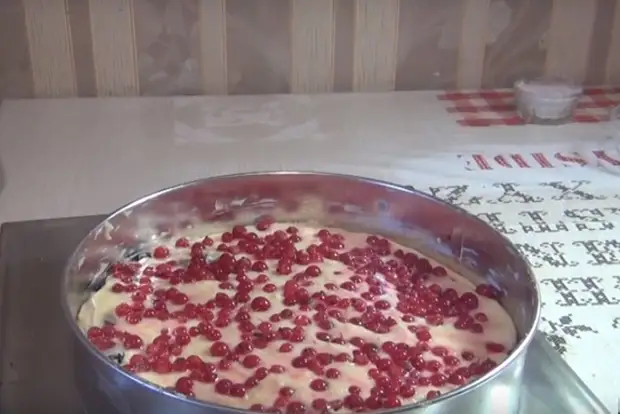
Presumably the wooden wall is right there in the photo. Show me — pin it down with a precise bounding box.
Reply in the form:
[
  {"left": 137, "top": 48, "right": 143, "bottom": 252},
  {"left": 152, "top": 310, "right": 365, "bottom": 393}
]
[{"left": 1, "top": 0, "right": 619, "bottom": 98}]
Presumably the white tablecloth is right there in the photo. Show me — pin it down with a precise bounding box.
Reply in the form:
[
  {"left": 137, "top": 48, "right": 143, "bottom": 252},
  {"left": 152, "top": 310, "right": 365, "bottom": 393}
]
[{"left": 0, "top": 93, "right": 618, "bottom": 411}]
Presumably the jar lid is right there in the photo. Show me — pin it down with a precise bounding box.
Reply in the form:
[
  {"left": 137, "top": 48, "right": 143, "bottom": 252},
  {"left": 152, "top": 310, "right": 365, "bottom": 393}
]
[{"left": 514, "top": 77, "right": 583, "bottom": 99}]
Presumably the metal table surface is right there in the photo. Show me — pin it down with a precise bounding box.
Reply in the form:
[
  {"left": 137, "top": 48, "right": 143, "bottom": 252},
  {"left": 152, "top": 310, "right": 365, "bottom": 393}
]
[{"left": 0, "top": 216, "right": 612, "bottom": 414}]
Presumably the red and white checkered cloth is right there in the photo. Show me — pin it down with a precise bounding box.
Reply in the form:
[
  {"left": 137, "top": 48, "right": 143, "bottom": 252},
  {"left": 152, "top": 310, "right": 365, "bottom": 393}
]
[{"left": 437, "top": 86, "right": 620, "bottom": 127}]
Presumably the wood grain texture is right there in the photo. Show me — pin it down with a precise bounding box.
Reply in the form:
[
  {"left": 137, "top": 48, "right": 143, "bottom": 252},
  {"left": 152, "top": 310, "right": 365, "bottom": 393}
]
[
  {"left": 353, "top": 0, "right": 399, "bottom": 92},
  {"left": 545, "top": 0, "right": 597, "bottom": 83},
  {"left": 291, "top": 0, "right": 335, "bottom": 93},
  {"left": 22, "top": 0, "right": 77, "bottom": 97},
  {"left": 226, "top": 0, "right": 291, "bottom": 94},
  {"left": 457, "top": 0, "right": 491, "bottom": 89},
  {"left": 133, "top": 0, "right": 201, "bottom": 96},
  {"left": 482, "top": 0, "right": 553, "bottom": 88},
  {"left": 199, "top": 0, "right": 227, "bottom": 94},
  {"left": 67, "top": 0, "right": 97, "bottom": 96},
  {"left": 395, "top": 0, "right": 459, "bottom": 90},
  {"left": 89, "top": 0, "right": 139, "bottom": 96},
  {"left": 585, "top": 0, "right": 617, "bottom": 85},
  {"left": 0, "top": 0, "right": 33, "bottom": 99},
  {"left": 3, "top": 0, "right": 620, "bottom": 97},
  {"left": 606, "top": 0, "right": 620, "bottom": 84},
  {"left": 333, "top": 0, "right": 355, "bottom": 92}
]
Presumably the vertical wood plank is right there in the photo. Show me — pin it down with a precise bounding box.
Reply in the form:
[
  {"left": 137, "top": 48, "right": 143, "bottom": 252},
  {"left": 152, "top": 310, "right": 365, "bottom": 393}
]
[
  {"left": 291, "top": 0, "right": 335, "bottom": 93},
  {"left": 482, "top": 0, "right": 553, "bottom": 88},
  {"left": 352, "top": 0, "right": 399, "bottom": 92},
  {"left": 457, "top": 0, "right": 491, "bottom": 89},
  {"left": 133, "top": 0, "right": 201, "bottom": 96},
  {"left": 605, "top": 1, "right": 620, "bottom": 84},
  {"left": 199, "top": 0, "right": 227, "bottom": 94},
  {"left": 395, "top": 0, "right": 460, "bottom": 91},
  {"left": 584, "top": 0, "right": 616, "bottom": 85},
  {"left": 22, "top": 0, "right": 77, "bottom": 97},
  {"left": 0, "top": 0, "right": 34, "bottom": 99},
  {"left": 333, "top": 0, "right": 355, "bottom": 92},
  {"left": 67, "top": 0, "right": 97, "bottom": 96},
  {"left": 226, "top": 0, "right": 291, "bottom": 94},
  {"left": 88, "top": 0, "right": 139, "bottom": 96},
  {"left": 545, "top": 0, "right": 597, "bottom": 83}
]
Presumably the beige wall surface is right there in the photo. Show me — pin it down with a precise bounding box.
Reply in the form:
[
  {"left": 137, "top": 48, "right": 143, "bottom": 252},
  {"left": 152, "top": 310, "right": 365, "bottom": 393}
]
[{"left": 1, "top": 0, "right": 620, "bottom": 98}]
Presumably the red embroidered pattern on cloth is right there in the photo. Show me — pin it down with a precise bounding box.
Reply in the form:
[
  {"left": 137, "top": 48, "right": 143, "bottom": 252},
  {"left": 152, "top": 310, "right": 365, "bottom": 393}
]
[{"left": 438, "top": 86, "right": 620, "bottom": 127}]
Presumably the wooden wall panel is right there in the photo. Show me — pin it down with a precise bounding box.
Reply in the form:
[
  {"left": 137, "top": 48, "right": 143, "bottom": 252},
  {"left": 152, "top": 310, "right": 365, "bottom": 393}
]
[
  {"left": 22, "top": 0, "right": 76, "bottom": 97},
  {"left": 89, "top": 0, "right": 139, "bottom": 96},
  {"left": 2, "top": 0, "right": 620, "bottom": 97},
  {"left": 544, "top": 0, "right": 597, "bottom": 83},
  {"left": 352, "top": 0, "right": 399, "bottom": 92}
]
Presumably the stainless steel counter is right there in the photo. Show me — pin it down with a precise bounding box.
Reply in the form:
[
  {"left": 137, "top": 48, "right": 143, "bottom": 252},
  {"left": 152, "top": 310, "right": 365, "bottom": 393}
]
[{"left": 0, "top": 216, "right": 611, "bottom": 414}]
